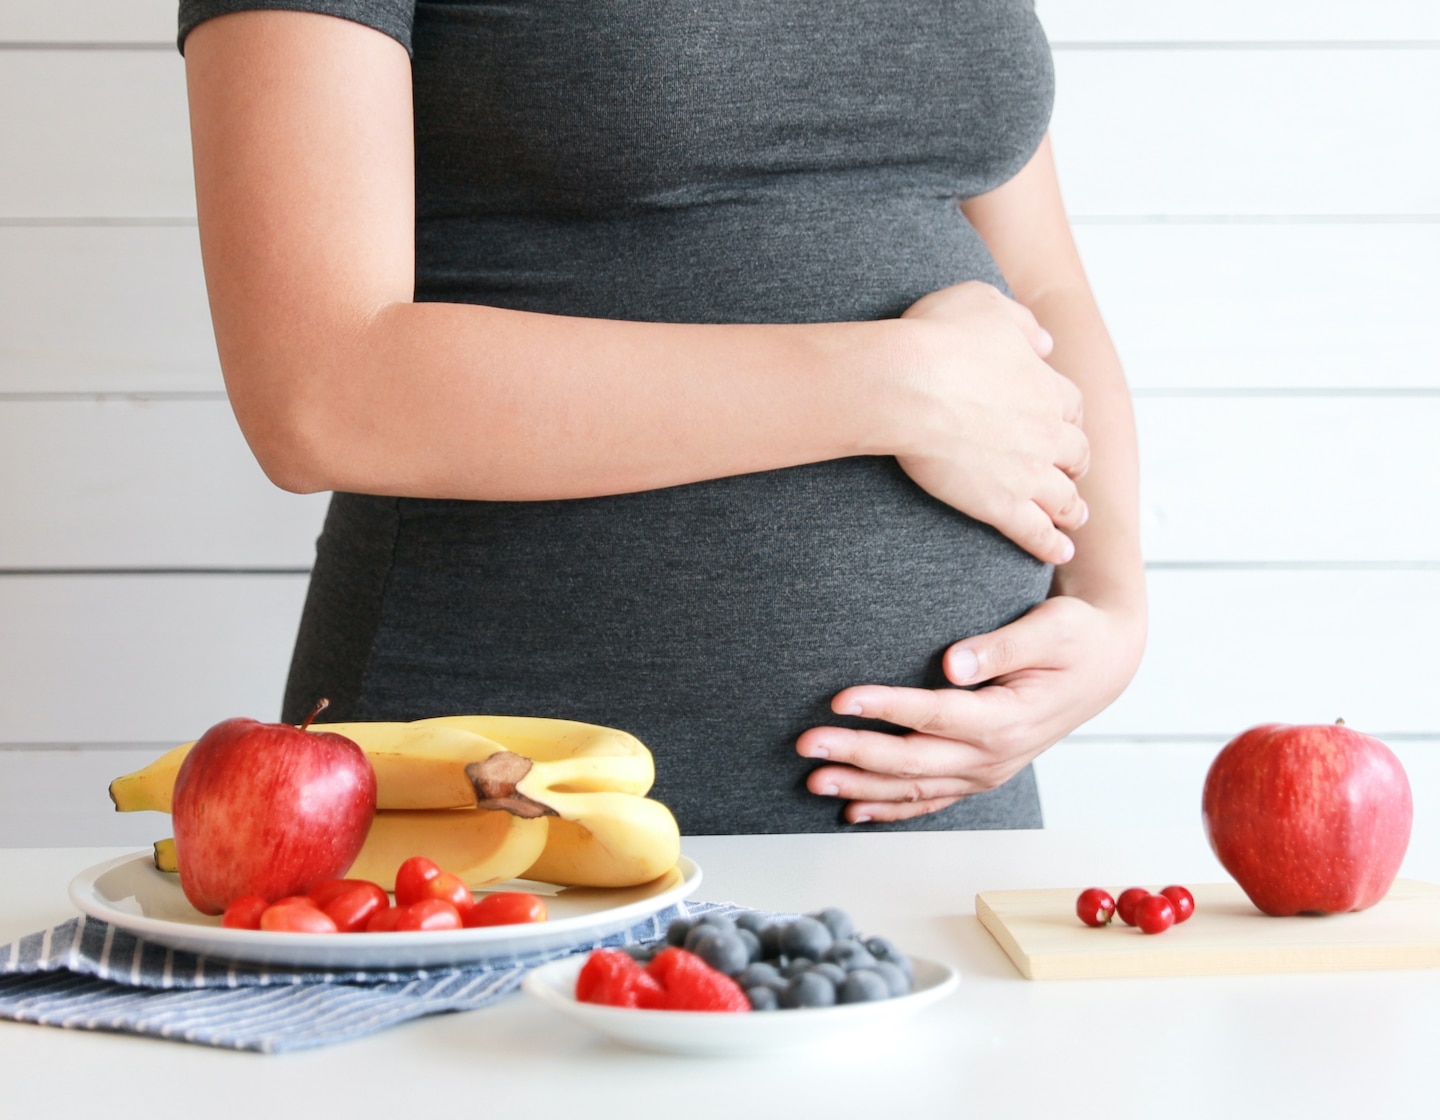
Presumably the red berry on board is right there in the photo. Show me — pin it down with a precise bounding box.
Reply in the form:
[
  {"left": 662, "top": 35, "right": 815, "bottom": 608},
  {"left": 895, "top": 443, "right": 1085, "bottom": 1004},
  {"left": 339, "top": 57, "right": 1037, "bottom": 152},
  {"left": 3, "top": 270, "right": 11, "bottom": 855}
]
[
  {"left": 1160, "top": 885, "right": 1196, "bottom": 923},
  {"left": 1134, "top": 894, "right": 1176, "bottom": 935},
  {"left": 1116, "top": 887, "right": 1152, "bottom": 927},
  {"left": 1076, "top": 888, "right": 1117, "bottom": 927}
]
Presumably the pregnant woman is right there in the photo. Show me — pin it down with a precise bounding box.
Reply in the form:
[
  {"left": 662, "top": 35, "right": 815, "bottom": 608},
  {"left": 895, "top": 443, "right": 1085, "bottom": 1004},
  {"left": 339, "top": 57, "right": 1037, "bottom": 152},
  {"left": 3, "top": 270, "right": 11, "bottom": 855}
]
[{"left": 178, "top": 0, "right": 1146, "bottom": 834}]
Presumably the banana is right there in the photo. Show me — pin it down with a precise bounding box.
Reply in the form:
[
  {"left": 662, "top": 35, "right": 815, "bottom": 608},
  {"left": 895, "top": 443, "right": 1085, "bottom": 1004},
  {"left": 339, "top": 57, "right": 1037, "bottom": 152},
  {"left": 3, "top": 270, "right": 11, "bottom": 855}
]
[
  {"left": 124, "top": 713, "right": 681, "bottom": 890},
  {"left": 151, "top": 811, "right": 549, "bottom": 891},
  {"left": 345, "top": 810, "right": 549, "bottom": 891},
  {"left": 411, "top": 715, "right": 655, "bottom": 794},
  {"left": 467, "top": 750, "right": 681, "bottom": 887}
]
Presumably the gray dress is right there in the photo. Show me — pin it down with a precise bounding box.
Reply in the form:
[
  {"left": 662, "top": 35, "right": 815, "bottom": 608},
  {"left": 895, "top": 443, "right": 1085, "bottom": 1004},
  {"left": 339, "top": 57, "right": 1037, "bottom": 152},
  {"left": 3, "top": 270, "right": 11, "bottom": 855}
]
[{"left": 179, "top": 0, "right": 1056, "bottom": 834}]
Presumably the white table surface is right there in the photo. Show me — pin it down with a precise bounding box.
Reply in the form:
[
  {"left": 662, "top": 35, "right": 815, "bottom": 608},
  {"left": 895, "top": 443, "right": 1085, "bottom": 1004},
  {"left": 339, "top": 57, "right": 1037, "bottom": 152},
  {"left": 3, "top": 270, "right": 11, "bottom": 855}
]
[{"left": 3, "top": 827, "right": 1437, "bottom": 1119}]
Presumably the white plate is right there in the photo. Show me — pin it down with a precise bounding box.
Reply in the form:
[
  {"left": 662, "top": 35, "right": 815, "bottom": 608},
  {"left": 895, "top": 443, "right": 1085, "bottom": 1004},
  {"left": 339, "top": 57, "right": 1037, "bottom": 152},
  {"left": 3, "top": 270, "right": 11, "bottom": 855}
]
[
  {"left": 67, "top": 852, "right": 702, "bottom": 970},
  {"left": 522, "top": 952, "right": 960, "bottom": 1056}
]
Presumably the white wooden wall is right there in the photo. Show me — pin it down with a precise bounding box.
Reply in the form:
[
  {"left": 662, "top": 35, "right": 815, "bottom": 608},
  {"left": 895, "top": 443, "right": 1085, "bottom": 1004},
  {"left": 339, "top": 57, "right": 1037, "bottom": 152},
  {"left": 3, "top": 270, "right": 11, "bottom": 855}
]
[{"left": 2, "top": 1, "right": 1437, "bottom": 846}]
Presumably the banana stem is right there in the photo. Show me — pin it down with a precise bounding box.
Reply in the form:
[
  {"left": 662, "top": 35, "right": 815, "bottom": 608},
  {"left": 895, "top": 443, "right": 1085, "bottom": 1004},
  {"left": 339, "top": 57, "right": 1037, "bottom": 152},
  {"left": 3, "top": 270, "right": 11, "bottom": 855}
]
[{"left": 466, "top": 753, "right": 558, "bottom": 819}]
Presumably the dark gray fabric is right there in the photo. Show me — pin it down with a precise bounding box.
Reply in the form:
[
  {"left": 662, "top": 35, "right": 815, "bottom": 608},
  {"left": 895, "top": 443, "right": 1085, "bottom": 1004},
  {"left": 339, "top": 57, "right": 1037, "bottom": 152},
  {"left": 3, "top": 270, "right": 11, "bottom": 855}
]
[
  {"left": 181, "top": 1, "right": 1056, "bottom": 834},
  {"left": 178, "top": 0, "right": 415, "bottom": 54}
]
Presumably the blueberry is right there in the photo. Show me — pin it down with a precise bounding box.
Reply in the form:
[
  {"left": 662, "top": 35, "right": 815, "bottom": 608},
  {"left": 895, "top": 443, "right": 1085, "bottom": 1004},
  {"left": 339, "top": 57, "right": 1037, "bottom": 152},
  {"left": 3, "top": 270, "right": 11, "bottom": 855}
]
[
  {"left": 759, "top": 923, "right": 784, "bottom": 960},
  {"left": 621, "top": 942, "right": 658, "bottom": 962},
  {"left": 781, "top": 970, "right": 837, "bottom": 1009},
  {"left": 810, "top": 907, "right": 856, "bottom": 942},
  {"left": 695, "top": 913, "right": 738, "bottom": 936},
  {"left": 823, "top": 939, "right": 878, "bottom": 971},
  {"left": 736, "top": 961, "right": 784, "bottom": 989},
  {"left": 810, "top": 961, "right": 847, "bottom": 986},
  {"left": 745, "top": 986, "right": 780, "bottom": 1011},
  {"left": 838, "top": 969, "right": 891, "bottom": 1004},
  {"left": 871, "top": 960, "right": 912, "bottom": 997},
  {"left": 736, "top": 927, "right": 762, "bottom": 963},
  {"left": 666, "top": 917, "right": 694, "bottom": 947},
  {"left": 690, "top": 929, "right": 751, "bottom": 976},
  {"left": 733, "top": 911, "right": 771, "bottom": 935},
  {"left": 682, "top": 923, "right": 718, "bottom": 953},
  {"left": 781, "top": 956, "right": 815, "bottom": 979},
  {"left": 864, "top": 935, "right": 914, "bottom": 980},
  {"left": 779, "top": 916, "right": 834, "bottom": 961}
]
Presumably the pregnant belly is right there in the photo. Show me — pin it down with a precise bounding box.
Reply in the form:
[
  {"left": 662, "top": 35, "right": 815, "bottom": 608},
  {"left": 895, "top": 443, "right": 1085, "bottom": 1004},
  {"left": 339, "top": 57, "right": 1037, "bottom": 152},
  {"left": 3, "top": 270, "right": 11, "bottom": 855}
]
[{"left": 341, "top": 458, "right": 1050, "bottom": 831}]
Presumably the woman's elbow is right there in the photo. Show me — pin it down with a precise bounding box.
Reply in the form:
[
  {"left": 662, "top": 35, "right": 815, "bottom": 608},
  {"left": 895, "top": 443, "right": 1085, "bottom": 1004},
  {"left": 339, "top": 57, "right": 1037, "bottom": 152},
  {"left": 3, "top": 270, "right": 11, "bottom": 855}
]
[{"left": 224, "top": 373, "right": 347, "bottom": 496}]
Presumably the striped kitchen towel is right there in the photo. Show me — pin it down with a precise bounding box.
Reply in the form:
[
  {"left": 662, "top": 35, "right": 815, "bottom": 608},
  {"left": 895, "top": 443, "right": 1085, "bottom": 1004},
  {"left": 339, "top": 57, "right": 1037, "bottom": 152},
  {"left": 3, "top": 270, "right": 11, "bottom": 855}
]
[{"left": 0, "top": 899, "right": 737, "bottom": 1054}]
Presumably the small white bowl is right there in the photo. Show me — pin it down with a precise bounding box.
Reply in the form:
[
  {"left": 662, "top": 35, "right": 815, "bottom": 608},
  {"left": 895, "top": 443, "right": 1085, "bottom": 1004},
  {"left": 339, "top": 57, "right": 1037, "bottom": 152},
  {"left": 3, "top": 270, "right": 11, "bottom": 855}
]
[{"left": 522, "top": 953, "right": 960, "bottom": 1057}]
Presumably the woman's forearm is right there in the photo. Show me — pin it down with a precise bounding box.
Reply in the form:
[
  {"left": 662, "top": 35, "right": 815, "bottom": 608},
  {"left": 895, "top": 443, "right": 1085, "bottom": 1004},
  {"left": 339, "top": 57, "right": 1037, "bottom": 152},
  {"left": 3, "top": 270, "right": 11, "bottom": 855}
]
[{"left": 231, "top": 294, "right": 897, "bottom": 499}]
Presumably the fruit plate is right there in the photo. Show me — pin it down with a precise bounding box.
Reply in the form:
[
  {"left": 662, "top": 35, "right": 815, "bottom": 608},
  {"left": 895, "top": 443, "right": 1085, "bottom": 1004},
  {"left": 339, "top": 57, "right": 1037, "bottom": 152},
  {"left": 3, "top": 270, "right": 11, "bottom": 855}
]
[
  {"left": 521, "top": 953, "right": 960, "bottom": 1056},
  {"left": 67, "top": 852, "right": 702, "bottom": 970}
]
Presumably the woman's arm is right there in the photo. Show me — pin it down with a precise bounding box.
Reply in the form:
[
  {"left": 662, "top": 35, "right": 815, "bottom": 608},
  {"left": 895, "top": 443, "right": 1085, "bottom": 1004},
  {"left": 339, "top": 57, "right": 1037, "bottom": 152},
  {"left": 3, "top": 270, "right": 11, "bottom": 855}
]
[
  {"left": 798, "top": 134, "right": 1148, "bottom": 822},
  {"left": 184, "top": 10, "right": 1089, "bottom": 564}
]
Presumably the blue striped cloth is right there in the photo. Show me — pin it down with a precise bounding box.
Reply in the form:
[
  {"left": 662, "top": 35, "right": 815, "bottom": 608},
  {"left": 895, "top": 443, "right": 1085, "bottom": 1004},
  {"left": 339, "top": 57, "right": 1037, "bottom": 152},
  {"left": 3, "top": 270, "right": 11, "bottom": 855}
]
[{"left": 0, "top": 900, "right": 735, "bottom": 1053}]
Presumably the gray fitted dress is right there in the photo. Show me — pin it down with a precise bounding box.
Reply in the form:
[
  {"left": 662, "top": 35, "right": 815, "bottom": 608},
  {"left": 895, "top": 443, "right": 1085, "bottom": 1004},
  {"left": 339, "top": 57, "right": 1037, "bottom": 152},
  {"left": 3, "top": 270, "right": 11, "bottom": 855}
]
[{"left": 179, "top": 0, "right": 1056, "bottom": 834}]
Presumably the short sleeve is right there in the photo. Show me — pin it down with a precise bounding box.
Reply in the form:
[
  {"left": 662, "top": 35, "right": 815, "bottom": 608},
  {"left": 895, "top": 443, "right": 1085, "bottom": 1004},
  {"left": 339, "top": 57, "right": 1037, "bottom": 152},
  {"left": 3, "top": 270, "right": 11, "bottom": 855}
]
[{"left": 177, "top": 1, "right": 416, "bottom": 56}]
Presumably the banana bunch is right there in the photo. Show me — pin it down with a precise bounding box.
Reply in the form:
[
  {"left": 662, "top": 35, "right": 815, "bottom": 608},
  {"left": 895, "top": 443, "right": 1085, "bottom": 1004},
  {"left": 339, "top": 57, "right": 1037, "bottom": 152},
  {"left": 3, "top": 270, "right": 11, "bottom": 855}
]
[{"left": 112, "top": 715, "right": 682, "bottom": 891}]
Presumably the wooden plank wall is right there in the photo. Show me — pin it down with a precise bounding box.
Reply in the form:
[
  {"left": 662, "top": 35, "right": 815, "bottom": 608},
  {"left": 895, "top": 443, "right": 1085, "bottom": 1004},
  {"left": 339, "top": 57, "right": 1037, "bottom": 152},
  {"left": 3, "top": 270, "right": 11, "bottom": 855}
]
[{"left": 1, "top": 1, "right": 1436, "bottom": 849}]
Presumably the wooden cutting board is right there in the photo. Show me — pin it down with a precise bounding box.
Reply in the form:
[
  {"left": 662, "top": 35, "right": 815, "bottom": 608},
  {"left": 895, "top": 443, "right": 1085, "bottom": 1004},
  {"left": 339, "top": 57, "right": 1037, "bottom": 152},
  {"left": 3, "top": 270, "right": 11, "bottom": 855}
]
[{"left": 975, "top": 879, "right": 1440, "bottom": 980}]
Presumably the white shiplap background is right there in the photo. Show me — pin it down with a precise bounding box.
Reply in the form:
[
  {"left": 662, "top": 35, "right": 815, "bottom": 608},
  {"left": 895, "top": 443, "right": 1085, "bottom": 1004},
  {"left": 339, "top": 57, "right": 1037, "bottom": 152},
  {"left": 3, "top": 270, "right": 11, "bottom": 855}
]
[{"left": 1, "top": 1, "right": 1437, "bottom": 848}]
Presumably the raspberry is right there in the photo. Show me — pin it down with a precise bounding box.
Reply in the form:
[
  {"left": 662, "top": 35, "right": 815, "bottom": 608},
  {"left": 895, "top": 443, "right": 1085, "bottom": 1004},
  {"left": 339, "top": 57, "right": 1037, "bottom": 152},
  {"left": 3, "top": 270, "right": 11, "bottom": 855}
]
[
  {"left": 646, "top": 947, "right": 750, "bottom": 1012},
  {"left": 575, "top": 948, "right": 665, "bottom": 1009}
]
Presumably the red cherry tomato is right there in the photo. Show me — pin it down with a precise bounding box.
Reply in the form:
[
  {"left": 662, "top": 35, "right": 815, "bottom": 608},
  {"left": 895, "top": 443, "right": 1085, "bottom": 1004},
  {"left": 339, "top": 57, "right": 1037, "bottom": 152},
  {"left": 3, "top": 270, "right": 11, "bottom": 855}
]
[
  {"left": 260, "top": 898, "right": 339, "bottom": 933},
  {"left": 221, "top": 895, "right": 269, "bottom": 930},
  {"left": 1160, "top": 885, "right": 1196, "bottom": 923},
  {"left": 365, "top": 905, "right": 404, "bottom": 933},
  {"left": 321, "top": 881, "right": 389, "bottom": 934},
  {"left": 1116, "top": 887, "right": 1152, "bottom": 927},
  {"left": 417, "top": 870, "right": 474, "bottom": 911},
  {"left": 462, "top": 891, "right": 549, "bottom": 928},
  {"left": 396, "top": 898, "right": 465, "bottom": 932},
  {"left": 308, "top": 877, "right": 384, "bottom": 909},
  {"left": 393, "top": 856, "right": 443, "bottom": 907},
  {"left": 1134, "top": 894, "right": 1176, "bottom": 935},
  {"left": 1075, "top": 887, "right": 1117, "bottom": 927}
]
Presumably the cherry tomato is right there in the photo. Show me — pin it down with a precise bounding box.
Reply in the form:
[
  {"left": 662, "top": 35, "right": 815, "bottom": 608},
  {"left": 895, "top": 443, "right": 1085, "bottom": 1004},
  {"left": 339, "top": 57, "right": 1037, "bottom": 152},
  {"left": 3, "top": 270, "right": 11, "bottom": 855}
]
[
  {"left": 308, "top": 877, "right": 385, "bottom": 909},
  {"left": 1116, "top": 887, "right": 1152, "bottom": 927},
  {"left": 1075, "top": 887, "right": 1117, "bottom": 927},
  {"left": 416, "top": 870, "right": 474, "bottom": 911},
  {"left": 1160, "top": 885, "right": 1196, "bottom": 923},
  {"left": 393, "top": 856, "right": 443, "bottom": 907},
  {"left": 320, "top": 881, "right": 390, "bottom": 934},
  {"left": 221, "top": 895, "right": 269, "bottom": 930},
  {"left": 462, "top": 891, "right": 549, "bottom": 928},
  {"left": 1134, "top": 894, "right": 1176, "bottom": 935},
  {"left": 365, "top": 905, "right": 404, "bottom": 933},
  {"left": 260, "top": 898, "right": 339, "bottom": 934},
  {"left": 396, "top": 898, "right": 464, "bottom": 932}
]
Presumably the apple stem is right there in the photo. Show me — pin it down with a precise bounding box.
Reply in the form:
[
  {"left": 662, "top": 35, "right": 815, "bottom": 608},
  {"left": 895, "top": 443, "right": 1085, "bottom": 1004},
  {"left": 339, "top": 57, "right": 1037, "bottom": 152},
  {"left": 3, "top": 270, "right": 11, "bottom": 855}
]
[
  {"left": 299, "top": 698, "right": 330, "bottom": 732},
  {"left": 1336, "top": 717, "right": 1346, "bottom": 726}
]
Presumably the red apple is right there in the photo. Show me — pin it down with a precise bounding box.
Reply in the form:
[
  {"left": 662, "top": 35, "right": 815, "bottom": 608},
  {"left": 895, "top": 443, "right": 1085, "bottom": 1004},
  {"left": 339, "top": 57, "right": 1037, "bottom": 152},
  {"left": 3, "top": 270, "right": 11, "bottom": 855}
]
[
  {"left": 1202, "top": 722, "right": 1412, "bottom": 916},
  {"left": 171, "top": 700, "right": 377, "bottom": 915}
]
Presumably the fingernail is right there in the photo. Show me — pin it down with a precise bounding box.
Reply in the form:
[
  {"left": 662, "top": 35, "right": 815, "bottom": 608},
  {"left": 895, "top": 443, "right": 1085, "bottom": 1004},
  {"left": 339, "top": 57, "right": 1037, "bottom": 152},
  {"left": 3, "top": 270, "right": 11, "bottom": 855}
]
[
  {"left": 1057, "top": 537, "right": 1075, "bottom": 563},
  {"left": 819, "top": 783, "right": 839, "bottom": 797},
  {"left": 949, "top": 647, "right": 980, "bottom": 683},
  {"left": 838, "top": 702, "right": 864, "bottom": 716},
  {"left": 852, "top": 814, "right": 872, "bottom": 824},
  {"left": 805, "top": 743, "right": 830, "bottom": 759}
]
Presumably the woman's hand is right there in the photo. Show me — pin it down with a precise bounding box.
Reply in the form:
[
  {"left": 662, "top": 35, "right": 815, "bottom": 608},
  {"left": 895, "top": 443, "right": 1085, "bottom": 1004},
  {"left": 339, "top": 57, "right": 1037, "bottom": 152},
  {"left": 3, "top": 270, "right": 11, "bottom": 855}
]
[
  {"left": 795, "top": 593, "right": 1146, "bottom": 823},
  {"left": 888, "top": 282, "right": 1091, "bottom": 567}
]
